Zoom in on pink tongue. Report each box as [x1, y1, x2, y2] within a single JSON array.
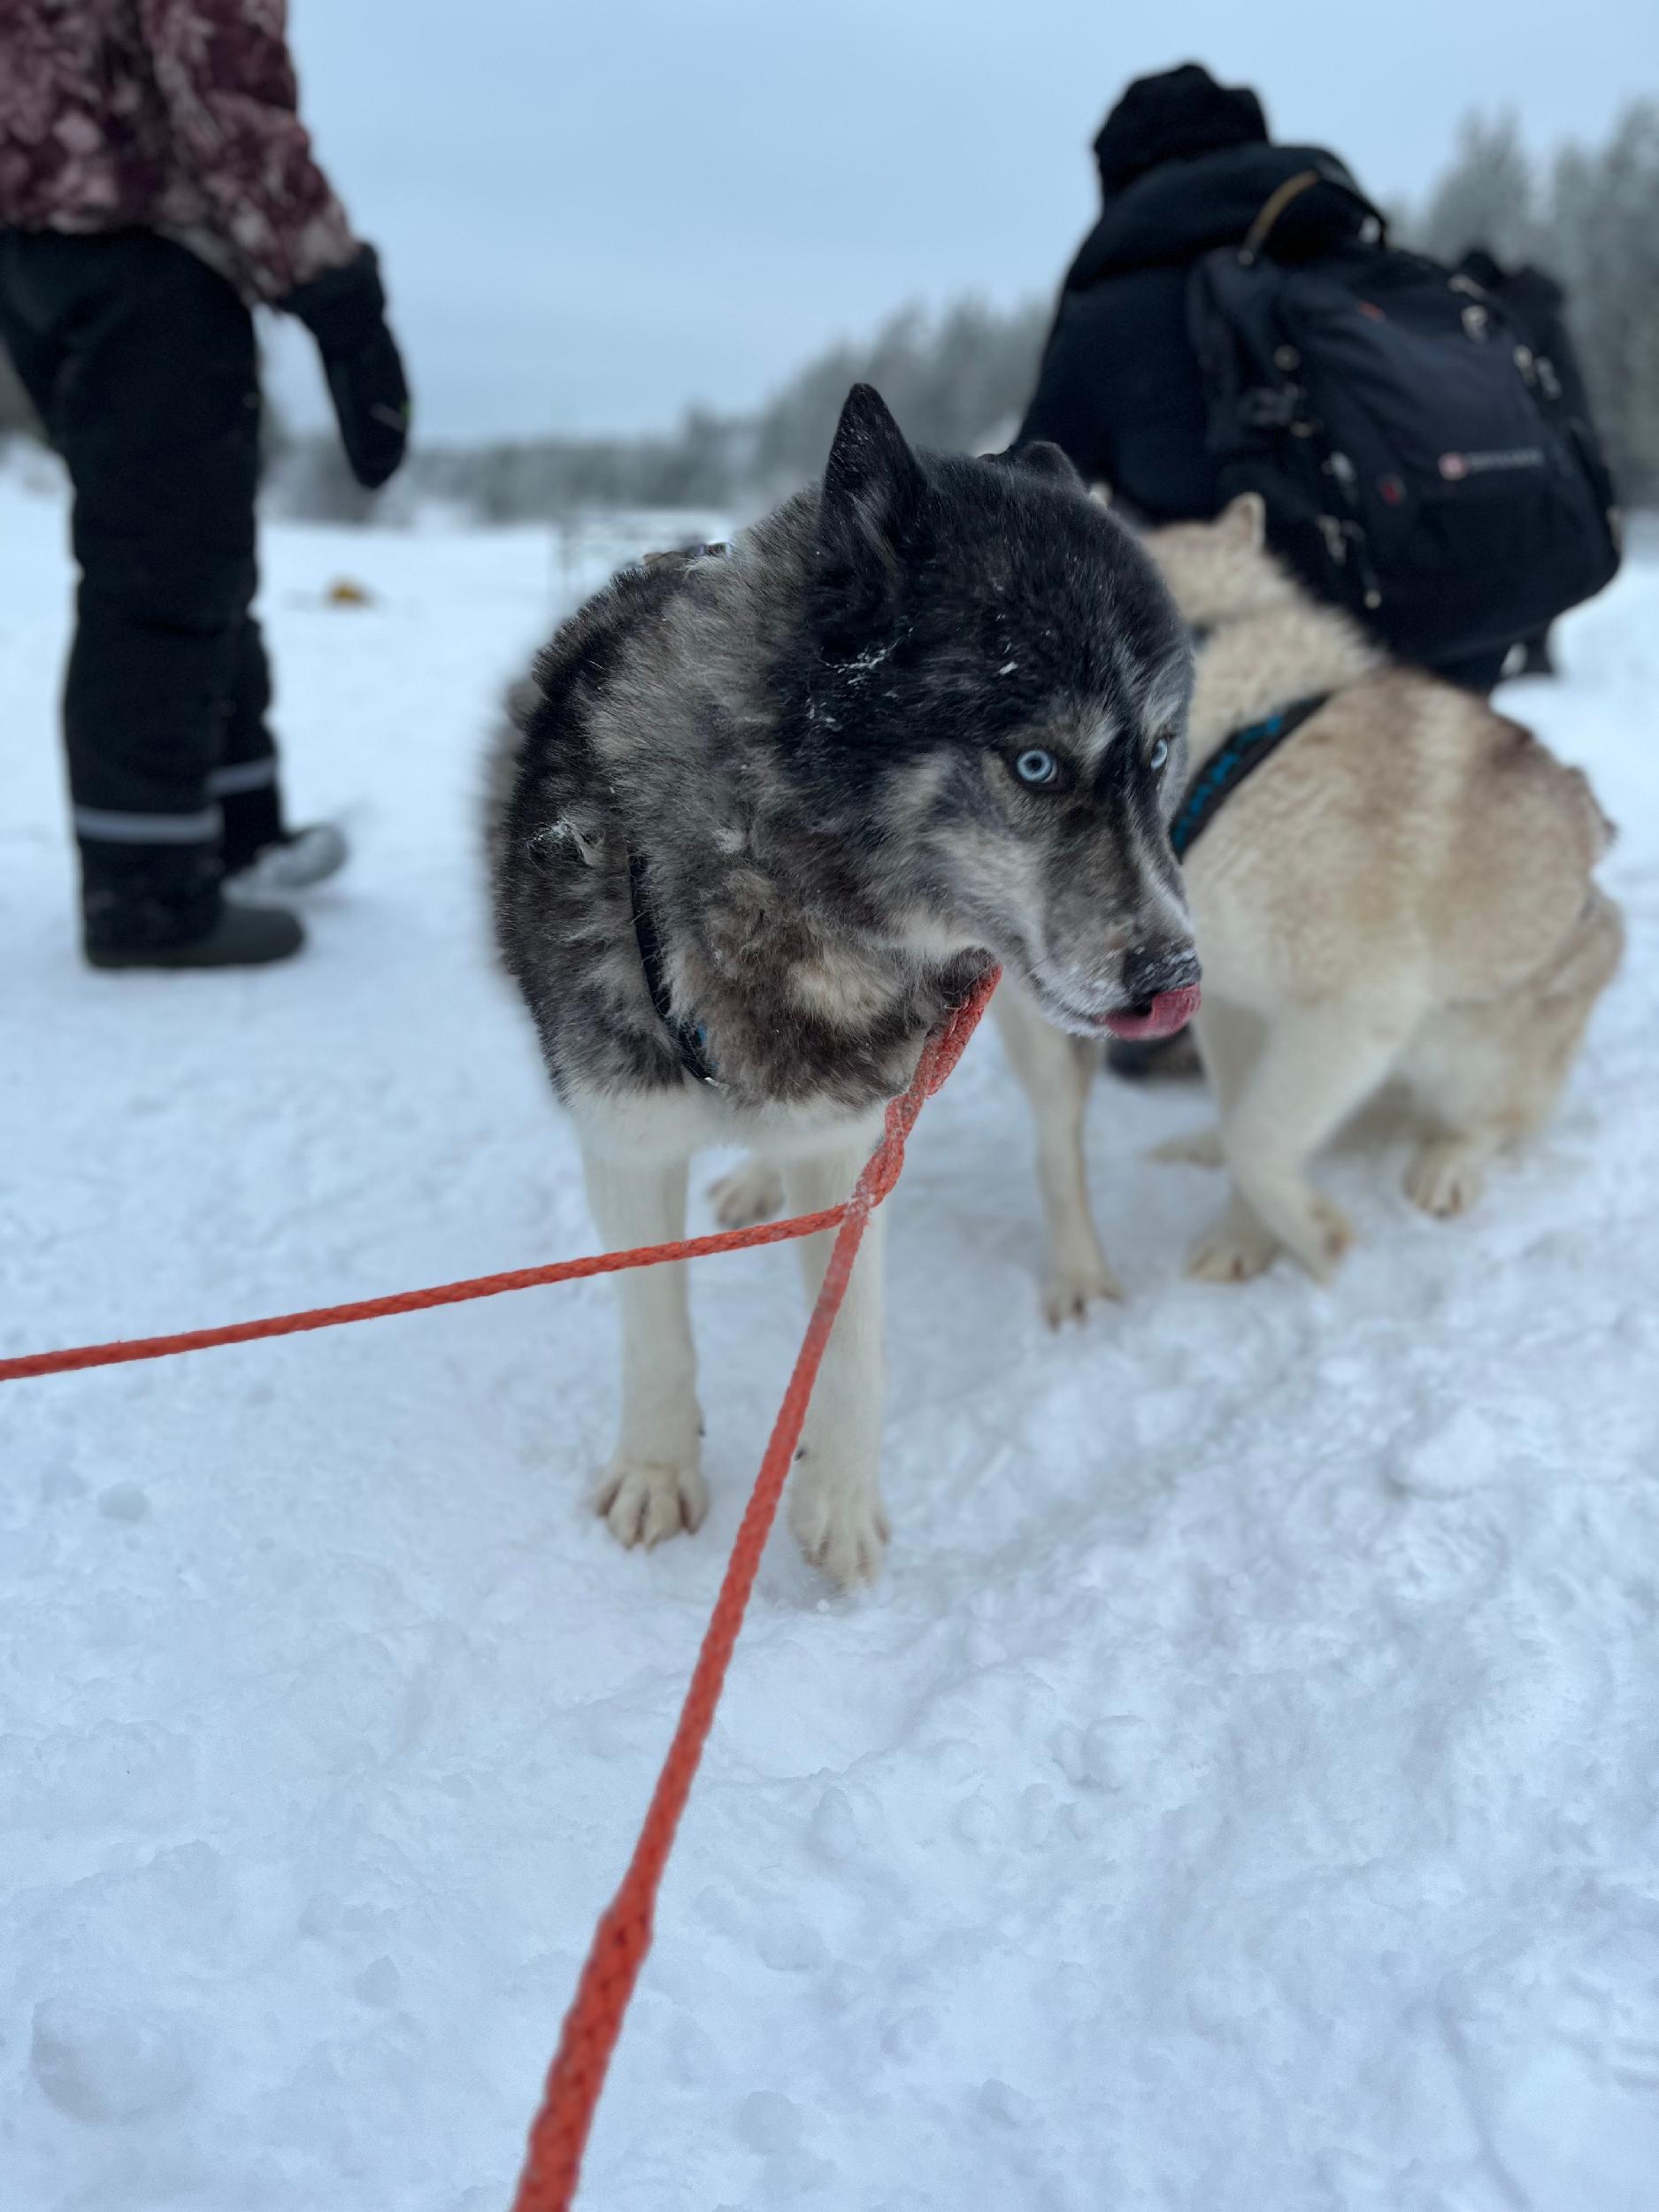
[[1100, 983, 1202, 1041]]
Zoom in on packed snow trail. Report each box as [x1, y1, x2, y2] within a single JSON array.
[[3, 472, 1657, 2212]]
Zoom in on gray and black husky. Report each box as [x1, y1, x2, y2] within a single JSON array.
[[489, 386, 1198, 1585]]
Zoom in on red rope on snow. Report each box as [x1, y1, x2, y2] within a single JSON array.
[[508, 968, 998, 2211], [0, 1212, 845, 1383], [0, 964, 1000, 2210], [0, 980, 995, 1395]]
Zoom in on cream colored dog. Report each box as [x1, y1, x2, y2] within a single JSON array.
[[999, 494, 1623, 1296]]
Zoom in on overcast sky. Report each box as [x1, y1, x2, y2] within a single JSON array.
[[267, 0, 1659, 442]]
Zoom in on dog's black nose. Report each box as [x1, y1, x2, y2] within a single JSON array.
[[1123, 943, 1202, 1006]]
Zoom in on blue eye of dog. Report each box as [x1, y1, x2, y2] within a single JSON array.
[[1014, 748, 1059, 787], [1148, 736, 1171, 772]]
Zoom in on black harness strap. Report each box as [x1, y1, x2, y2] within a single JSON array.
[[1170, 695, 1331, 860], [621, 537, 732, 1087], [629, 851, 719, 1086]]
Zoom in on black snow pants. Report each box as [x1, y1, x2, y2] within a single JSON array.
[[0, 228, 287, 925]]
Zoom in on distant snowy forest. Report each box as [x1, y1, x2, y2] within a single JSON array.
[[4, 99, 1655, 516]]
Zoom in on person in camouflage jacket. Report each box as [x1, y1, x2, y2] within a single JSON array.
[[0, 2, 411, 968]]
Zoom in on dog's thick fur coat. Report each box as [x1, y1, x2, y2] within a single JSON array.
[[1003, 494, 1623, 1301], [490, 388, 1197, 1581]]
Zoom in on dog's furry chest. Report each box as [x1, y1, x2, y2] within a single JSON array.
[[566, 1070, 890, 1173]]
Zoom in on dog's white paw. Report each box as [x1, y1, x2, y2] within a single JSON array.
[[1150, 1125, 1225, 1170], [1274, 1190, 1356, 1283], [594, 1456, 709, 1549], [708, 1158, 785, 1230], [1042, 1260, 1125, 1327], [1187, 1205, 1281, 1285], [789, 1471, 889, 1588], [1405, 1140, 1487, 1219]]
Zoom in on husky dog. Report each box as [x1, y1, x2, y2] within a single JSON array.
[[1003, 492, 1622, 1296], [489, 386, 1198, 1585]]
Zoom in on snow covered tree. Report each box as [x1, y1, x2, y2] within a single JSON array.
[[749, 300, 1047, 495], [1416, 112, 1545, 268], [1548, 103, 1659, 499]]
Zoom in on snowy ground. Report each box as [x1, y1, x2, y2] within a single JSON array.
[[4, 468, 1658, 2212]]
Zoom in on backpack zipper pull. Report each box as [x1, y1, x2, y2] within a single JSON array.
[[1324, 451, 1385, 611]]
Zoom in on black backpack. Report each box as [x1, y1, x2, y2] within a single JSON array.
[[1187, 167, 1622, 666]]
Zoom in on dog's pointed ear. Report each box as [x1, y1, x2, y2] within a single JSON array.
[[823, 379, 923, 497], [1219, 491, 1267, 549], [814, 385, 927, 649], [1012, 440, 1083, 488], [977, 440, 1082, 491]]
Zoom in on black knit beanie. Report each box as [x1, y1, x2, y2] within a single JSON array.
[[1093, 63, 1269, 196]]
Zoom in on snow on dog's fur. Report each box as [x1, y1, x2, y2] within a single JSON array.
[[1001, 493, 1623, 1305], [488, 387, 1196, 1584]]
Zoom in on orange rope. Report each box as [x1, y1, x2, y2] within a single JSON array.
[[0, 1210, 848, 1384], [508, 968, 998, 2210], [0, 964, 1000, 2212]]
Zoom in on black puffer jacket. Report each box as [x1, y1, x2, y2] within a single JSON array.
[[1018, 65, 1372, 518]]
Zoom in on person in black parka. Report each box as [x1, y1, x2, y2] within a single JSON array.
[[1019, 65, 1544, 702], [1019, 68, 1379, 1081], [1018, 65, 1375, 526]]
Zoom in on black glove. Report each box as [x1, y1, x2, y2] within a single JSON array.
[[281, 246, 410, 490]]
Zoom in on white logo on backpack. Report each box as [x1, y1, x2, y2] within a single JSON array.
[[1438, 448, 1547, 481]]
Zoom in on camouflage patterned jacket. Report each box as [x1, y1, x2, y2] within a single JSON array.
[[0, 1, 358, 303]]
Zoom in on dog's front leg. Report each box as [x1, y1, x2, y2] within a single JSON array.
[[992, 981, 1121, 1323], [581, 1146, 708, 1548], [1204, 1002, 1412, 1282], [781, 1138, 889, 1587]]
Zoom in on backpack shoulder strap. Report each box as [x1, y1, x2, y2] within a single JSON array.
[[1239, 165, 1387, 266]]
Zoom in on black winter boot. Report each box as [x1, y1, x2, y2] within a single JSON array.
[[81, 843, 304, 971], [85, 897, 304, 970]]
